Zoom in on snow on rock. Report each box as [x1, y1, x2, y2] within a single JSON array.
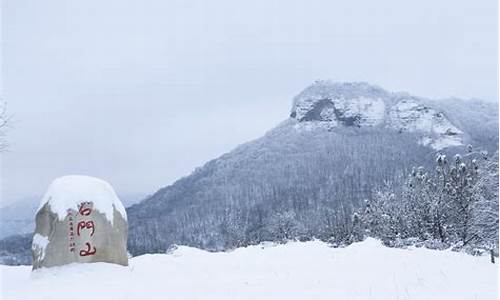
[[1, 238, 497, 300], [291, 81, 387, 127], [388, 98, 463, 150], [37, 175, 127, 224], [290, 81, 464, 150], [31, 234, 49, 263], [33, 175, 129, 269]]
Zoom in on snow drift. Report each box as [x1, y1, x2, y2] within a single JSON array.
[[1, 238, 497, 300]]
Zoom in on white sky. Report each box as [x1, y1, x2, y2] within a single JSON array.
[[1, 0, 498, 204]]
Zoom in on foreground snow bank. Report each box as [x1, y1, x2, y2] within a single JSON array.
[[1, 238, 497, 300]]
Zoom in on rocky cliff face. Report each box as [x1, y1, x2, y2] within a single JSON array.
[[291, 81, 464, 150], [387, 97, 462, 150], [291, 81, 387, 127]]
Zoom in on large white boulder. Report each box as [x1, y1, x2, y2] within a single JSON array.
[[32, 175, 128, 270]]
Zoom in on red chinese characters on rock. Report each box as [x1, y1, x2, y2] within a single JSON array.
[[68, 211, 76, 252], [71, 202, 97, 257], [77, 221, 95, 236], [79, 204, 92, 216], [79, 242, 97, 256]]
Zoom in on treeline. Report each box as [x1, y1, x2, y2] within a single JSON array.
[[0, 233, 32, 265]]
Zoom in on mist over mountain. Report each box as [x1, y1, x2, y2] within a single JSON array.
[[126, 82, 498, 255]]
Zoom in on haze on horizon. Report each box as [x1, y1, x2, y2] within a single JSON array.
[[1, 0, 497, 205]]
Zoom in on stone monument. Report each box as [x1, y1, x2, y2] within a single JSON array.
[[32, 175, 128, 270]]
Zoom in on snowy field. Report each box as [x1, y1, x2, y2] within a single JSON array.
[[0, 238, 497, 300]]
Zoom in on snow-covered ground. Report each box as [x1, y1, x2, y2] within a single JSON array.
[[0, 238, 497, 300]]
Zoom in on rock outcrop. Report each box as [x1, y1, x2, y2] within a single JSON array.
[[291, 81, 463, 150], [32, 175, 128, 270]]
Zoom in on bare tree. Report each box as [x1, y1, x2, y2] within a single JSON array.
[[0, 100, 10, 152]]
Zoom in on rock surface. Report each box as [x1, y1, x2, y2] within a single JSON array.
[[291, 81, 464, 150], [32, 176, 128, 270]]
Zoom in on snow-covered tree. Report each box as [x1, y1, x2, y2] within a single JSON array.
[[349, 212, 364, 243], [361, 145, 498, 255], [471, 153, 499, 258], [404, 166, 437, 241], [362, 182, 407, 241]]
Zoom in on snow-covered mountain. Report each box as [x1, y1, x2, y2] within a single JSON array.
[[125, 82, 498, 256], [0, 198, 38, 240], [1, 81, 497, 264], [1, 238, 497, 300]]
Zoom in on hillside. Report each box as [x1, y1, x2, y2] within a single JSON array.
[[127, 81, 498, 255]]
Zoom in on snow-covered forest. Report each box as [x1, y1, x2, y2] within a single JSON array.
[[127, 125, 433, 255], [125, 83, 499, 258], [358, 146, 499, 256], [0, 83, 498, 266]]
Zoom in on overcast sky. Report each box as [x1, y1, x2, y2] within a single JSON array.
[[1, 0, 497, 205]]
